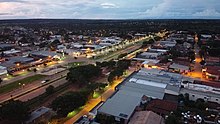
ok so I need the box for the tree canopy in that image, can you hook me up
[66,64,102,86]
[51,91,88,117]
[0,100,29,121]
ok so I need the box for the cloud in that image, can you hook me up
[193,9,220,17]
[0,0,220,19]
[100,3,118,8]
[0,13,11,15]
[0,0,25,3]
[142,0,171,18]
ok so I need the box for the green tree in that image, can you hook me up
[0,78,2,86]
[66,64,101,86]
[188,50,195,63]
[51,91,87,117]
[45,85,55,95]
[0,100,29,121]
[117,59,131,70]
[165,114,180,124]
[108,69,124,83]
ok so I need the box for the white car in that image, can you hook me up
[41,79,50,84]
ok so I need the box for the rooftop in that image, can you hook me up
[98,89,142,120]
[146,99,178,115]
[129,111,164,124]
[31,51,58,57]
[206,66,220,76]
[26,106,51,124]
[169,63,189,70]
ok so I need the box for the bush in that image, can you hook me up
[46,85,55,95]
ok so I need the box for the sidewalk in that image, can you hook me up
[64,87,115,124]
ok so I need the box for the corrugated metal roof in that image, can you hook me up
[98,89,142,119]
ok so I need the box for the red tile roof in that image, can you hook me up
[206,66,220,76]
[146,99,177,115]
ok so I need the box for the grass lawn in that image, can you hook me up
[93,91,101,99]
[67,107,84,118]
[0,74,45,94]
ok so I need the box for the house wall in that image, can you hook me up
[180,90,220,104]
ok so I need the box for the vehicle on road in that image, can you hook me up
[41,79,50,84]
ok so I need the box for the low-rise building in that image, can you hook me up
[129,111,164,124]
[25,106,54,124]
[168,63,190,74]
[98,90,143,123]
[204,66,220,81]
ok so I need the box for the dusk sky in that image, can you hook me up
[0,0,220,19]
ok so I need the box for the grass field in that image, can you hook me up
[0,74,45,94]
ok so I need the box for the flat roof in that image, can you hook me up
[9,56,34,63]
[0,44,15,48]
[129,78,167,88]
[142,59,160,65]
[120,84,165,99]
[0,61,15,68]
[98,89,142,120]
[129,111,164,124]
[169,63,189,70]
[26,106,51,123]
[31,51,57,57]
[180,88,220,99]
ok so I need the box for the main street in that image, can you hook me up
[15,78,67,102]
[0,42,140,104]
[0,70,68,103]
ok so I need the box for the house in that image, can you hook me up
[146,99,177,116]
[141,59,160,68]
[135,52,162,60]
[0,65,7,75]
[129,111,164,124]
[168,63,190,74]
[30,51,61,60]
[204,66,220,81]
[180,88,220,104]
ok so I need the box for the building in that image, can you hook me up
[25,106,54,124]
[180,88,220,104]
[98,68,184,123]
[0,56,35,72]
[98,90,143,123]
[30,51,60,60]
[204,66,220,81]
[180,83,220,104]
[168,63,190,74]
[129,111,164,124]
[145,99,177,116]
[141,59,160,68]
[0,65,7,75]
[0,44,15,51]
[158,40,177,48]
[135,51,162,60]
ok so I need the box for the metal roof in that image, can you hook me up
[98,89,142,120]
[121,82,165,99]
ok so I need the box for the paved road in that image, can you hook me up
[0,56,90,86]
[0,71,68,103]
[16,78,67,102]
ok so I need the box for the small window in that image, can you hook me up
[204,97,207,99]
[192,95,195,97]
[216,99,218,101]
